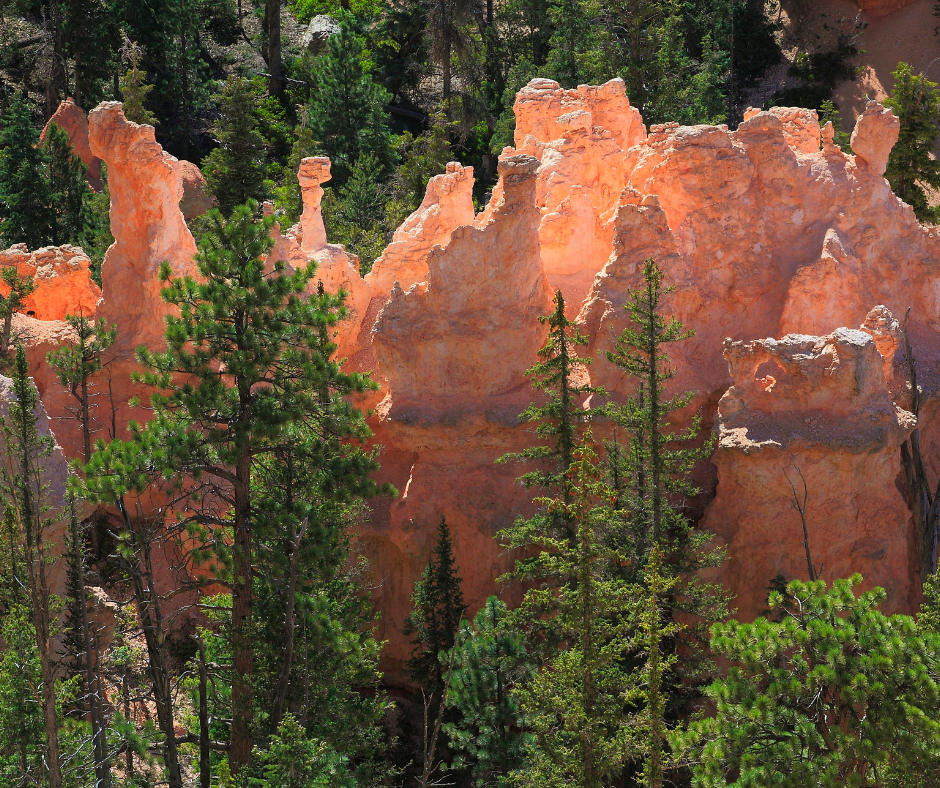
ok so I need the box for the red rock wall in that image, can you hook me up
[14,83,940,681]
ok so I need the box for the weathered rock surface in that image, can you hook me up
[18,85,940,681]
[701,322,917,618]
[178,161,213,220]
[0,244,101,321]
[851,100,900,177]
[301,14,339,53]
[41,98,103,191]
[505,78,646,314]
[365,153,552,672]
[88,103,198,355]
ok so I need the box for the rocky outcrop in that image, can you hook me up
[17,85,940,680]
[301,14,339,54]
[701,320,917,619]
[501,78,646,315]
[41,98,103,191]
[88,102,198,356]
[179,161,213,220]
[851,101,900,177]
[365,153,552,673]
[0,244,101,321]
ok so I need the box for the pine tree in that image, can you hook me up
[424,0,480,109]
[43,122,93,247]
[0,345,63,788]
[323,152,389,275]
[444,596,535,787]
[498,289,600,546]
[309,22,396,185]
[128,199,380,775]
[46,314,117,464]
[603,258,728,698]
[505,434,643,788]
[0,96,55,249]
[676,576,940,785]
[405,515,467,692]
[119,38,158,126]
[885,62,940,223]
[201,76,269,214]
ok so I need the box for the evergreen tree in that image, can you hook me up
[309,22,396,185]
[248,714,353,788]
[46,313,117,464]
[201,76,269,214]
[396,112,454,209]
[676,576,940,786]
[444,596,535,787]
[498,289,600,545]
[43,122,93,247]
[405,515,467,692]
[504,434,643,788]
[0,345,63,788]
[0,96,55,249]
[128,199,380,774]
[119,38,158,126]
[603,258,728,686]
[0,605,45,785]
[885,62,940,223]
[323,152,389,275]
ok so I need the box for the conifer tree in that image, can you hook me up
[62,493,110,788]
[604,259,727,666]
[47,314,117,464]
[43,122,93,246]
[128,199,380,774]
[676,576,940,785]
[0,345,63,788]
[444,596,535,787]
[119,38,158,126]
[885,62,940,223]
[0,96,55,249]
[498,289,600,545]
[309,22,395,185]
[201,76,269,214]
[405,515,467,692]
[504,434,643,788]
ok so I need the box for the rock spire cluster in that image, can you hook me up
[8,86,940,675]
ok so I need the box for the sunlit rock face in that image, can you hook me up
[0,244,101,321]
[701,321,917,620]
[42,98,103,191]
[19,83,940,681]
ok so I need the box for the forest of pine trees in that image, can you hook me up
[2,0,940,786]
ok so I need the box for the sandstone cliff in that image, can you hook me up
[10,82,940,680]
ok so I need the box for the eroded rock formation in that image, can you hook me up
[41,98,103,191]
[701,320,917,619]
[0,244,101,321]
[14,82,940,680]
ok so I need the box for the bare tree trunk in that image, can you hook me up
[118,501,183,788]
[70,502,110,787]
[198,638,210,788]
[25,524,62,788]
[229,446,253,773]
[270,516,307,732]
[266,0,283,98]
